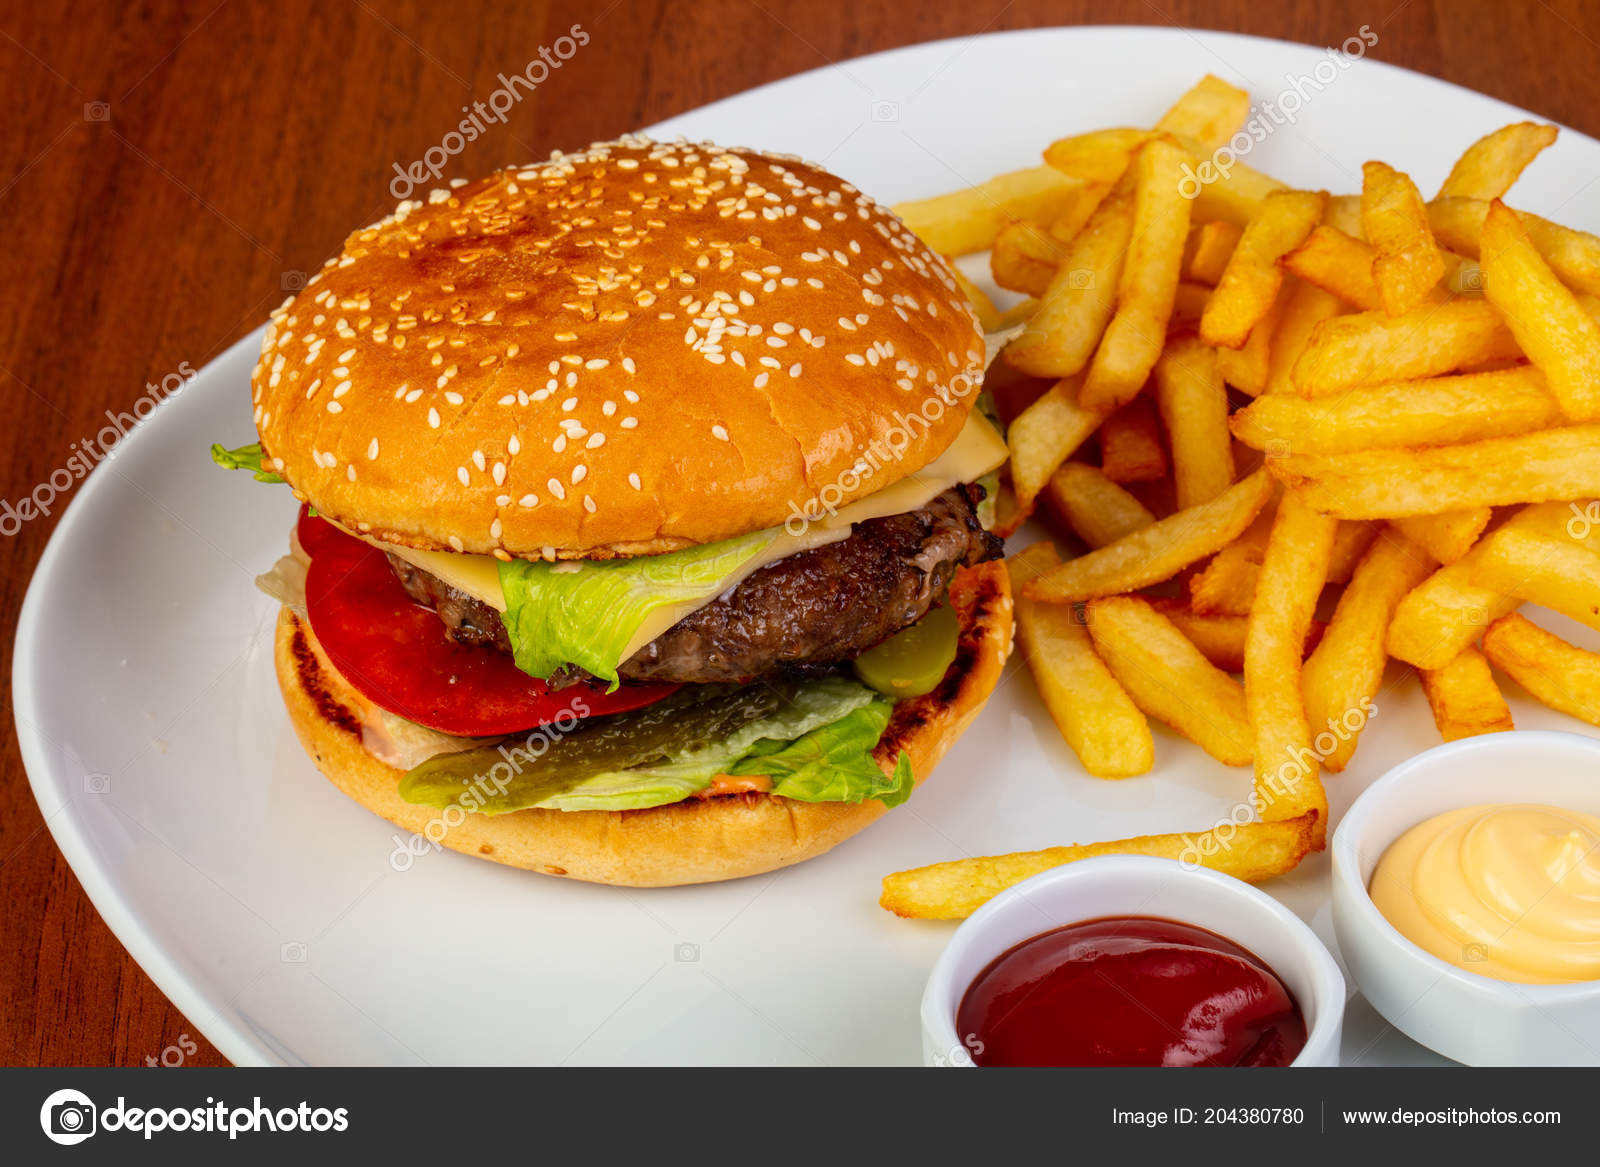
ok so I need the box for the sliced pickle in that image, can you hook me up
[853,605,959,699]
[399,682,795,811]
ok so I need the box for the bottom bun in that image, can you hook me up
[274,559,1013,886]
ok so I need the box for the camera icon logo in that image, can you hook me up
[281,270,309,292]
[280,940,308,963]
[83,102,110,122]
[1067,269,1095,290]
[1463,942,1488,963]
[673,942,700,963]
[869,100,900,123]
[1263,438,1292,460]
[84,773,111,795]
[40,1088,97,1145]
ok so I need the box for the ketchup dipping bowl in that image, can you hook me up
[921,856,1345,1067]
[1331,730,1600,1066]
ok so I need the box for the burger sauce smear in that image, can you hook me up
[957,917,1306,1067]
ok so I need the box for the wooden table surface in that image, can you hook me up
[4,0,1598,1068]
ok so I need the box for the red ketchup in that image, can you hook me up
[956,917,1306,1067]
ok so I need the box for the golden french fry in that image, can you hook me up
[1097,395,1168,483]
[1087,596,1253,766]
[1302,533,1437,772]
[1025,469,1275,603]
[1005,373,1106,517]
[879,814,1319,919]
[1430,198,1600,297]
[1190,505,1274,616]
[1264,280,1344,397]
[1363,161,1447,316]
[1150,598,1325,673]
[1189,516,1372,616]
[1185,219,1243,285]
[1271,426,1600,517]
[1386,501,1594,669]
[991,474,1024,540]
[1213,277,1289,396]
[1481,199,1600,420]
[893,165,1088,256]
[994,297,1040,330]
[984,360,1050,425]
[1039,462,1155,548]
[1291,300,1527,394]
[1482,612,1600,726]
[1157,74,1251,152]
[1391,509,1492,564]
[1007,543,1153,779]
[1420,646,1516,741]
[1201,190,1327,348]
[1232,366,1565,454]
[1283,225,1383,310]
[990,220,1067,297]
[1048,182,1113,244]
[1324,193,1364,236]
[944,262,1003,332]
[1044,127,1152,183]
[1170,281,1214,331]
[1004,186,1136,378]
[1437,122,1559,200]
[1469,527,1600,633]
[1153,336,1235,508]
[1246,492,1336,844]
[1080,139,1194,412]
[1191,159,1290,227]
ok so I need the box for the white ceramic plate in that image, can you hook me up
[15,26,1600,1067]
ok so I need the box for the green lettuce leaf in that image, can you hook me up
[399,676,882,815]
[210,442,283,483]
[730,702,914,808]
[496,529,780,685]
[535,676,879,812]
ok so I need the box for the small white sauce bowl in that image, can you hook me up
[920,855,1345,1067]
[1331,730,1600,1066]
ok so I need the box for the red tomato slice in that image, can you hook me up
[299,508,677,736]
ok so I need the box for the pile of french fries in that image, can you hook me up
[883,76,1600,920]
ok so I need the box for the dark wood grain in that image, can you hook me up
[4,0,1600,1068]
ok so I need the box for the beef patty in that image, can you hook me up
[387,484,1002,684]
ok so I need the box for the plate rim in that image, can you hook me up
[11,24,1593,1068]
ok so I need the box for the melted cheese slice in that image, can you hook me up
[370,409,1007,660]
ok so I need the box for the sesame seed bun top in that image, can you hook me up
[250,137,986,560]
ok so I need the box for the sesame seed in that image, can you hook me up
[457,467,470,486]
[428,408,441,427]
[628,472,642,490]
[367,439,379,459]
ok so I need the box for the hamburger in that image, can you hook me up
[215,137,1013,886]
